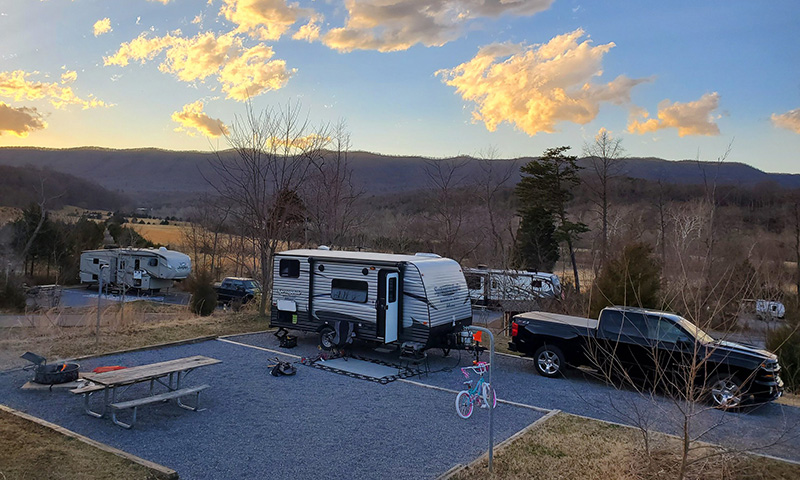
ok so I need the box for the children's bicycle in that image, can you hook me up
[455,362,497,419]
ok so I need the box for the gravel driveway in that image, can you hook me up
[0,335,544,480]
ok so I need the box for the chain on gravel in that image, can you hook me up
[301,353,424,384]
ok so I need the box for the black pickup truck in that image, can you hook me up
[214,277,261,306]
[509,306,783,408]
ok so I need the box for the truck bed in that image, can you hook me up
[514,311,598,330]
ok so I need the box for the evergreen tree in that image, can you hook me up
[516,146,588,291]
[590,242,661,317]
[515,206,559,272]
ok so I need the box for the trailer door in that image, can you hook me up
[378,270,399,343]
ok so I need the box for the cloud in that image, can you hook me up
[0,70,109,109]
[60,70,77,84]
[147,0,173,4]
[159,32,241,82]
[93,18,112,37]
[219,0,317,41]
[293,19,321,42]
[628,92,720,137]
[771,108,800,134]
[218,44,295,100]
[436,29,650,135]
[106,31,293,100]
[0,102,47,137]
[171,100,229,137]
[323,0,553,52]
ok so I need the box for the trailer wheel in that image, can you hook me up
[534,345,564,378]
[319,327,336,351]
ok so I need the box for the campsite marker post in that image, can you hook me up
[466,325,495,473]
[96,264,106,348]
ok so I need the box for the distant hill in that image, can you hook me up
[0,147,797,205]
[0,164,127,210]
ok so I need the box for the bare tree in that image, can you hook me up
[475,147,518,267]
[208,101,330,315]
[583,129,625,265]
[303,119,365,249]
[422,157,478,261]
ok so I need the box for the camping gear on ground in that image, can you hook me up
[268,357,297,376]
[21,352,80,385]
[274,328,297,348]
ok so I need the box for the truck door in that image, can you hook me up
[377,270,399,343]
[595,310,653,380]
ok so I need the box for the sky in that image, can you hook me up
[1,0,799,173]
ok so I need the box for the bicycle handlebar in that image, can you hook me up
[460,362,490,377]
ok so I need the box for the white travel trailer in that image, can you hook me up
[270,249,472,352]
[463,267,562,307]
[79,247,191,292]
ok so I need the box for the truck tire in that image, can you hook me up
[706,373,745,409]
[534,345,565,378]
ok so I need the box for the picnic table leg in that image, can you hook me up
[176,389,203,411]
[111,407,137,429]
[83,388,107,418]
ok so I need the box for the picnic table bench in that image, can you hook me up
[71,355,221,429]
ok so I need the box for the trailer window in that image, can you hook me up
[331,279,368,303]
[93,258,99,264]
[279,259,300,278]
[388,277,397,303]
[531,280,542,289]
[148,258,158,267]
[465,275,482,290]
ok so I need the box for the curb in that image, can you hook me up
[0,404,178,479]
[438,409,561,479]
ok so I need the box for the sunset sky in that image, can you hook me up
[1,1,799,173]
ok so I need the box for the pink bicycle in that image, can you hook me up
[455,362,497,419]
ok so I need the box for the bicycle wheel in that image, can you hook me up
[455,390,473,419]
[482,383,497,409]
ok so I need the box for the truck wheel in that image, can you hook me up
[534,345,564,378]
[707,373,745,409]
[319,327,336,351]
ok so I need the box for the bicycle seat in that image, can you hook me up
[463,380,473,386]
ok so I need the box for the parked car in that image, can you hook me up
[214,277,261,306]
[508,306,783,409]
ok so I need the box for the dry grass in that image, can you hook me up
[776,392,800,408]
[453,413,800,480]
[131,223,188,246]
[0,305,269,370]
[0,409,166,480]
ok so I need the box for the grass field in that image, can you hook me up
[453,413,800,480]
[131,223,189,246]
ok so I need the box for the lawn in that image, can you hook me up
[452,413,800,480]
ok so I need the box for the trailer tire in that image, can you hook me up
[319,327,336,351]
[534,345,565,378]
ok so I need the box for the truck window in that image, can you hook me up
[600,310,647,340]
[331,279,368,303]
[279,259,300,278]
[647,317,685,343]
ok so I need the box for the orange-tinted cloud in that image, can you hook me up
[219,44,294,100]
[628,93,720,137]
[93,18,112,37]
[106,31,293,100]
[436,30,650,135]
[324,0,553,52]
[60,70,77,84]
[171,101,229,137]
[0,102,47,137]
[219,0,316,41]
[0,70,109,110]
[293,18,321,42]
[771,108,800,134]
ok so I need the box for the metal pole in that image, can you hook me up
[467,325,495,473]
[96,265,104,348]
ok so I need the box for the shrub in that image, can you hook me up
[590,242,661,318]
[187,269,217,316]
[0,275,26,312]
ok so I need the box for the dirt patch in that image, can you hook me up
[452,413,800,480]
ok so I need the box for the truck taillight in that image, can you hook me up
[511,322,518,337]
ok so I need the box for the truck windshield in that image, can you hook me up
[243,280,261,290]
[677,317,714,344]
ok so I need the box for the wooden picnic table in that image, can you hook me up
[72,355,221,429]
